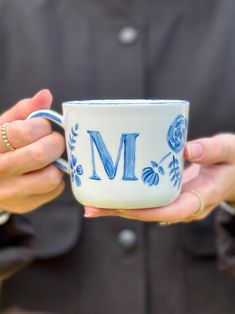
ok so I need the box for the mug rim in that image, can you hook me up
[62,99,190,106]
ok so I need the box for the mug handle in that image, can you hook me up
[27,109,70,174]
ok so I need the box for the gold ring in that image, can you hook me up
[191,190,205,217]
[1,123,15,151]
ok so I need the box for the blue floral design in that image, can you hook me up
[142,153,170,187]
[69,123,79,151]
[167,114,188,153]
[142,167,160,186]
[168,155,181,189]
[70,154,83,187]
[142,115,187,188]
[68,124,83,187]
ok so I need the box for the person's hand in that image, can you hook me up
[84,133,235,223]
[0,89,65,213]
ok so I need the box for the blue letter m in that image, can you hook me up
[87,131,139,181]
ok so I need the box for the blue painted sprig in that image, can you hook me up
[68,123,83,187]
[168,155,181,189]
[68,123,79,151]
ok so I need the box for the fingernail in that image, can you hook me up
[33,89,52,100]
[84,208,100,218]
[84,213,99,218]
[33,90,45,98]
[187,143,203,160]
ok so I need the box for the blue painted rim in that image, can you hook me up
[63,100,190,107]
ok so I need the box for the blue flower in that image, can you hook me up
[167,114,188,153]
[142,167,159,186]
[70,154,83,187]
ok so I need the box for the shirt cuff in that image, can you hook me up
[220,201,235,216]
[0,211,11,225]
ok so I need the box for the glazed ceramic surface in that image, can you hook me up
[28,100,189,209]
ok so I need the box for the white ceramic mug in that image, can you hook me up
[28,99,189,209]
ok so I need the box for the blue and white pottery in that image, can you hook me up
[28,99,189,209]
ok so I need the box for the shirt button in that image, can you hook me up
[117,229,138,251]
[118,26,139,45]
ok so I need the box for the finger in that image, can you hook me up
[185,133,235,164]
[23,165,64,194]
[0,89,53,124]
[84,191,203,222]
[0,165,64,201]
[0,132,65,176]
[181,167,221,206]
[182,164,200,184]
[84,207,118,218]
[7,182,65,214]
[0,118,52,153]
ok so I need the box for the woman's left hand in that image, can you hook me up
[84,133,235,223]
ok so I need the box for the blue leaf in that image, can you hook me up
[149,173,159,186]
[70,138,76,144]
[169,167,179,176]
[142,167,159,186]
[178,178,182,189]
[151,160,158,168]
[168,157,179,169]
[75,175,81,187]
[170,174,176,182]
[168,155,182,189]
[71,127,78,137]
[71,155,77,167]
[69,133,73,142]
[76,164,83,175]
[69,143,75,151]
[158,166,164,175]
[142,170,154,183]
[173,156,179,164]
[71,172,75,182]
[142,167,154,181]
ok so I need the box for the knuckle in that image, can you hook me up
[29,144,48,166]
[46,166,64,189]
[0,160,9,177]
[39,118,52,132]
[55,181,65,195]
[0,192,20,211]
[13,120,34,145]
[11,204,26,213]
[53,132,66,150]
[53,132,65,147]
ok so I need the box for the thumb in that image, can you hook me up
[0,89,53,124]
[185,133,235,165]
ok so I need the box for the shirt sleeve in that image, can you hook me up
[220,201,235,216]
[216,207,235,277]
[0,215,37,280]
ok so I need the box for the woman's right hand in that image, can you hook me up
[0,89,65,213]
